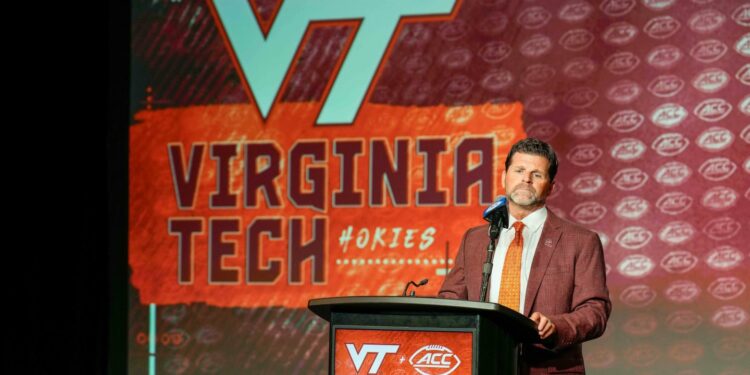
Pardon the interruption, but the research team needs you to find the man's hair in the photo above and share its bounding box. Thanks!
[504,138,559,181]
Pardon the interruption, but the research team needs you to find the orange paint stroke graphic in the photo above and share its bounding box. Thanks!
[130,101,525,308]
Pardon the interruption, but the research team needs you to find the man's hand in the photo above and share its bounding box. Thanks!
[530,312,556,340]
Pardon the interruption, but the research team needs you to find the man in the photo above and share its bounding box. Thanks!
[439,138,611,374]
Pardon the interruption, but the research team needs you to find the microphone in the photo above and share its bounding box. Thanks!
[479,196,508,302]
[483,195,509,229]
[402,278,429,296]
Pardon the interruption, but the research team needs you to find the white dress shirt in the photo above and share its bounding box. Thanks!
[488,207,548,313]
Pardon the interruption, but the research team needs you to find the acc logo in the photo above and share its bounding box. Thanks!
[438,21,468,42]
[524,92,556,115]
[690,39,728,63]
[660,250,698,274]
[607,80,641,104]
[612,167,648,191]
[735,32,750,57]
[614,196,649,220]
[648,75,684,98]
[516,6,551,30]
[713,337,748,361]
[478,41,512,64]
[701,185,738,210]
[569,172,605,195]
[564,87,598,109]
[563,57,597,80]
[600,0,636,17]
[480,69,514,92]
[696,126,734,152]
[608,110,644,133]
[520,34,552,58]
[409,345,461,375]
[566,114,602,138]
[477,12,509,37]
[618,255,655,278]
[585,348,616,368]
[651,133,689,157]
[643,0,676,11]
[688,9,726,34]
[740,94,750,116]
[401,24,432,47]
[711,305,748,329]
[699,157,737,181]
[658,221,695,245]
[522,64,555,86]
[692,68,729,93]
[667,341,704,364]
[615,226,652,250]
[703,216,741,241]
[387,57,415,78]
[567,144,603,166]
[570,201,607,224]
[624,343,660,367]
[667,310,703,333]
[526,121,559,141]
[194,327,222,345]
[705,245,744,271]
[444,75,474,99]
[733,4,750,27]
[439,48,472,69]
[619,284,656,307]
[665,280,701,304]
[644,15,681,39]
[444,105,474,125]
[559,28,594,51]
[654,161,691,186]
[481,101,515,119]
[650,103,688,128]
[622,314,658,336]
[610,138,646,162]
[656,191,693,215]
[558,1,594,23]
[605,51,640,75]
[647,44,682,69]
[602,22,639,46]
[708,277,746,301]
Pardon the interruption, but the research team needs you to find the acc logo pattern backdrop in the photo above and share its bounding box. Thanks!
[129,0,749,373]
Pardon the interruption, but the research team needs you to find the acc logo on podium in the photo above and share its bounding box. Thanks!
[409,345,462,375]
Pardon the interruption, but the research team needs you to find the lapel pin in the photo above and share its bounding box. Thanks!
[545,239,553,247]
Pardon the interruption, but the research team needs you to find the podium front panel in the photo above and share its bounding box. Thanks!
[333,326,474,375]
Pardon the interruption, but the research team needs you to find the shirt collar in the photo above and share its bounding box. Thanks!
[508,206,547,233]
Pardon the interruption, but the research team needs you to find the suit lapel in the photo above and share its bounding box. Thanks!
[523,212,562,316]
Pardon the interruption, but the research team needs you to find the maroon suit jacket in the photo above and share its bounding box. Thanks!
[439,210,611,374]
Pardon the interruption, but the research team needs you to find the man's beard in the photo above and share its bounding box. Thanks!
[508,186,544,207]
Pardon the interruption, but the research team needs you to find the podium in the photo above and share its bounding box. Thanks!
[309,297,539,374]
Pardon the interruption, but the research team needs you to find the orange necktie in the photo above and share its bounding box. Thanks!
[499,221,525,312]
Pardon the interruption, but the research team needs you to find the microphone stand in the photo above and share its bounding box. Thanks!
[479,218,503,302]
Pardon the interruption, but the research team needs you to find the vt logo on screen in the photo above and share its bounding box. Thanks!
[209,0,457,124]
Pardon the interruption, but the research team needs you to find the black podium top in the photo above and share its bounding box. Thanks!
[309,296,540,343]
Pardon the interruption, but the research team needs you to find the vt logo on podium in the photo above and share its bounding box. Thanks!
[345,344,399,374]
